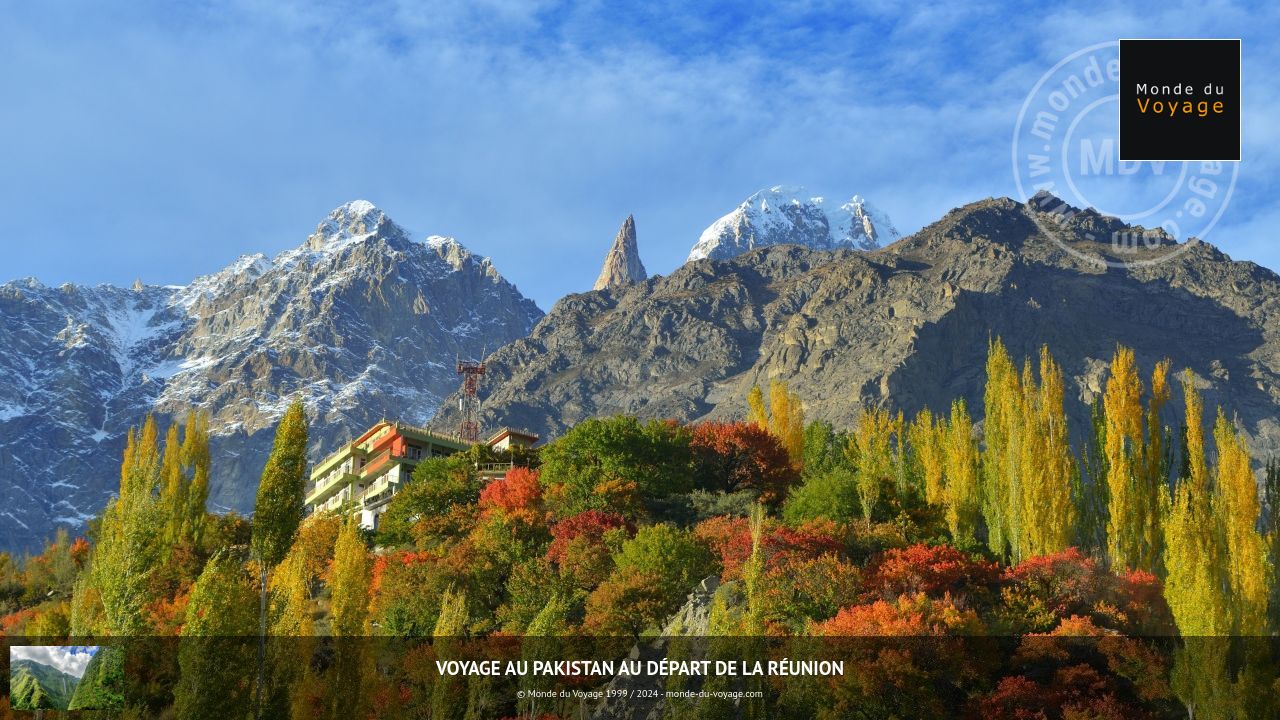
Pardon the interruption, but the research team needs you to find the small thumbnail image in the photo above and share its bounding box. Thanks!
[9,645,123,712]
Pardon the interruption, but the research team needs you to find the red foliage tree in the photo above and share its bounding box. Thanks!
[545,511,633,565]
[69,537,91,568]
[863,543,999,601]
[694,515,842,580]
[478,467,546,525]
[1000,548,1175,635]
[689,421,799,502]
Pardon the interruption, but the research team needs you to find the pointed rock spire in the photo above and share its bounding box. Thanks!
[593,215,647,291]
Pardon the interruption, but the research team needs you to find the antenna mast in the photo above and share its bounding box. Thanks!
[455,355,486,443]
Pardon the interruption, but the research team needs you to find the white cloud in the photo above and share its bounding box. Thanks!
[10,645,98,679]
[0,0,1276,308]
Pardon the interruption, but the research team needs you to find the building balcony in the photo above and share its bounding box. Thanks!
[304,471,359,506]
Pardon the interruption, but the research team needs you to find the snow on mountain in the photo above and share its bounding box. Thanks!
[687,186,900,262]
[0,201,543,552]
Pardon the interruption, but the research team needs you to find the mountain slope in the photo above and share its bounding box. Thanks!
[10,659,79,710]
[687,186,899,261]
[67,646,124,711]
[0,201,543,551]
[433,196,1280,463]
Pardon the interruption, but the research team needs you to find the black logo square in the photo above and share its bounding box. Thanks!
[1119,39,1240,161]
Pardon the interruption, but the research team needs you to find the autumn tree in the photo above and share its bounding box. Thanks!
[908,408,945,507]
[940,400,981,545]
[849,405,903,522]
[980,341,1077,561]
[329,517,369,636]
[746,381,806,467]
[690,421,799,503]
[1163,374,1230,636]
[1015,346,1076,559]
[269,550,313,636]
[1103,347,1170,573]
[982,338,1021,561]
[1213,409,1270,636]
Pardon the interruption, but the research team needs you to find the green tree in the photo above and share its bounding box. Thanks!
[585,524,716,636]
[378,453,479,547]
[81,415,165,635]
[781,466,859,525]
[538,416,692,518]
[1264,456,1280,631]
[181,410,212,548]
[176,553,257,720]
[251,399,310,568]
[183,550,258,636]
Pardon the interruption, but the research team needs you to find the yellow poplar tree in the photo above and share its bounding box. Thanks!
[981,338,1021,560]
[849,406,901,522]
[941,399,981,545]
[908,408,945,506]
[745,381,806,467]
[746,385,768,429]
[1016,346,1076,559]
[270,550,314,636]
[1102,347,1169,573]
[1163,374,1230,636]
[1141,360,1172,572]
[1213,409,1270,636]
[1103,345,1143,570]
[768,380,806,467]
[329,518,369,636]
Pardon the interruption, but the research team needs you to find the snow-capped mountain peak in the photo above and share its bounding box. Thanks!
[306,200,399,252]
[0,200,543,553]
[687,185,900,262]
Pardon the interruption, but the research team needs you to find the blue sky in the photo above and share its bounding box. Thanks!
[2,1,1277,310]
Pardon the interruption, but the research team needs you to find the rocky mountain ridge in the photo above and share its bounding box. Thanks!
[434,195,1280,465]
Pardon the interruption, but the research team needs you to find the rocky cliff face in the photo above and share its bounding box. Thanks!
[686,186,899,262]
[0,201,542,552]
[593,215,647,291]
[434,196,1280,465]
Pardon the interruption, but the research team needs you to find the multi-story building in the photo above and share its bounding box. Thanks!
[303,420,539,530]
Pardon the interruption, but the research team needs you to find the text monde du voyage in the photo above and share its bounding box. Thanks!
[1134,82,1229,118]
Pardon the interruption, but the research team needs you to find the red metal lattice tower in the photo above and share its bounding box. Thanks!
[456,357,486,443]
